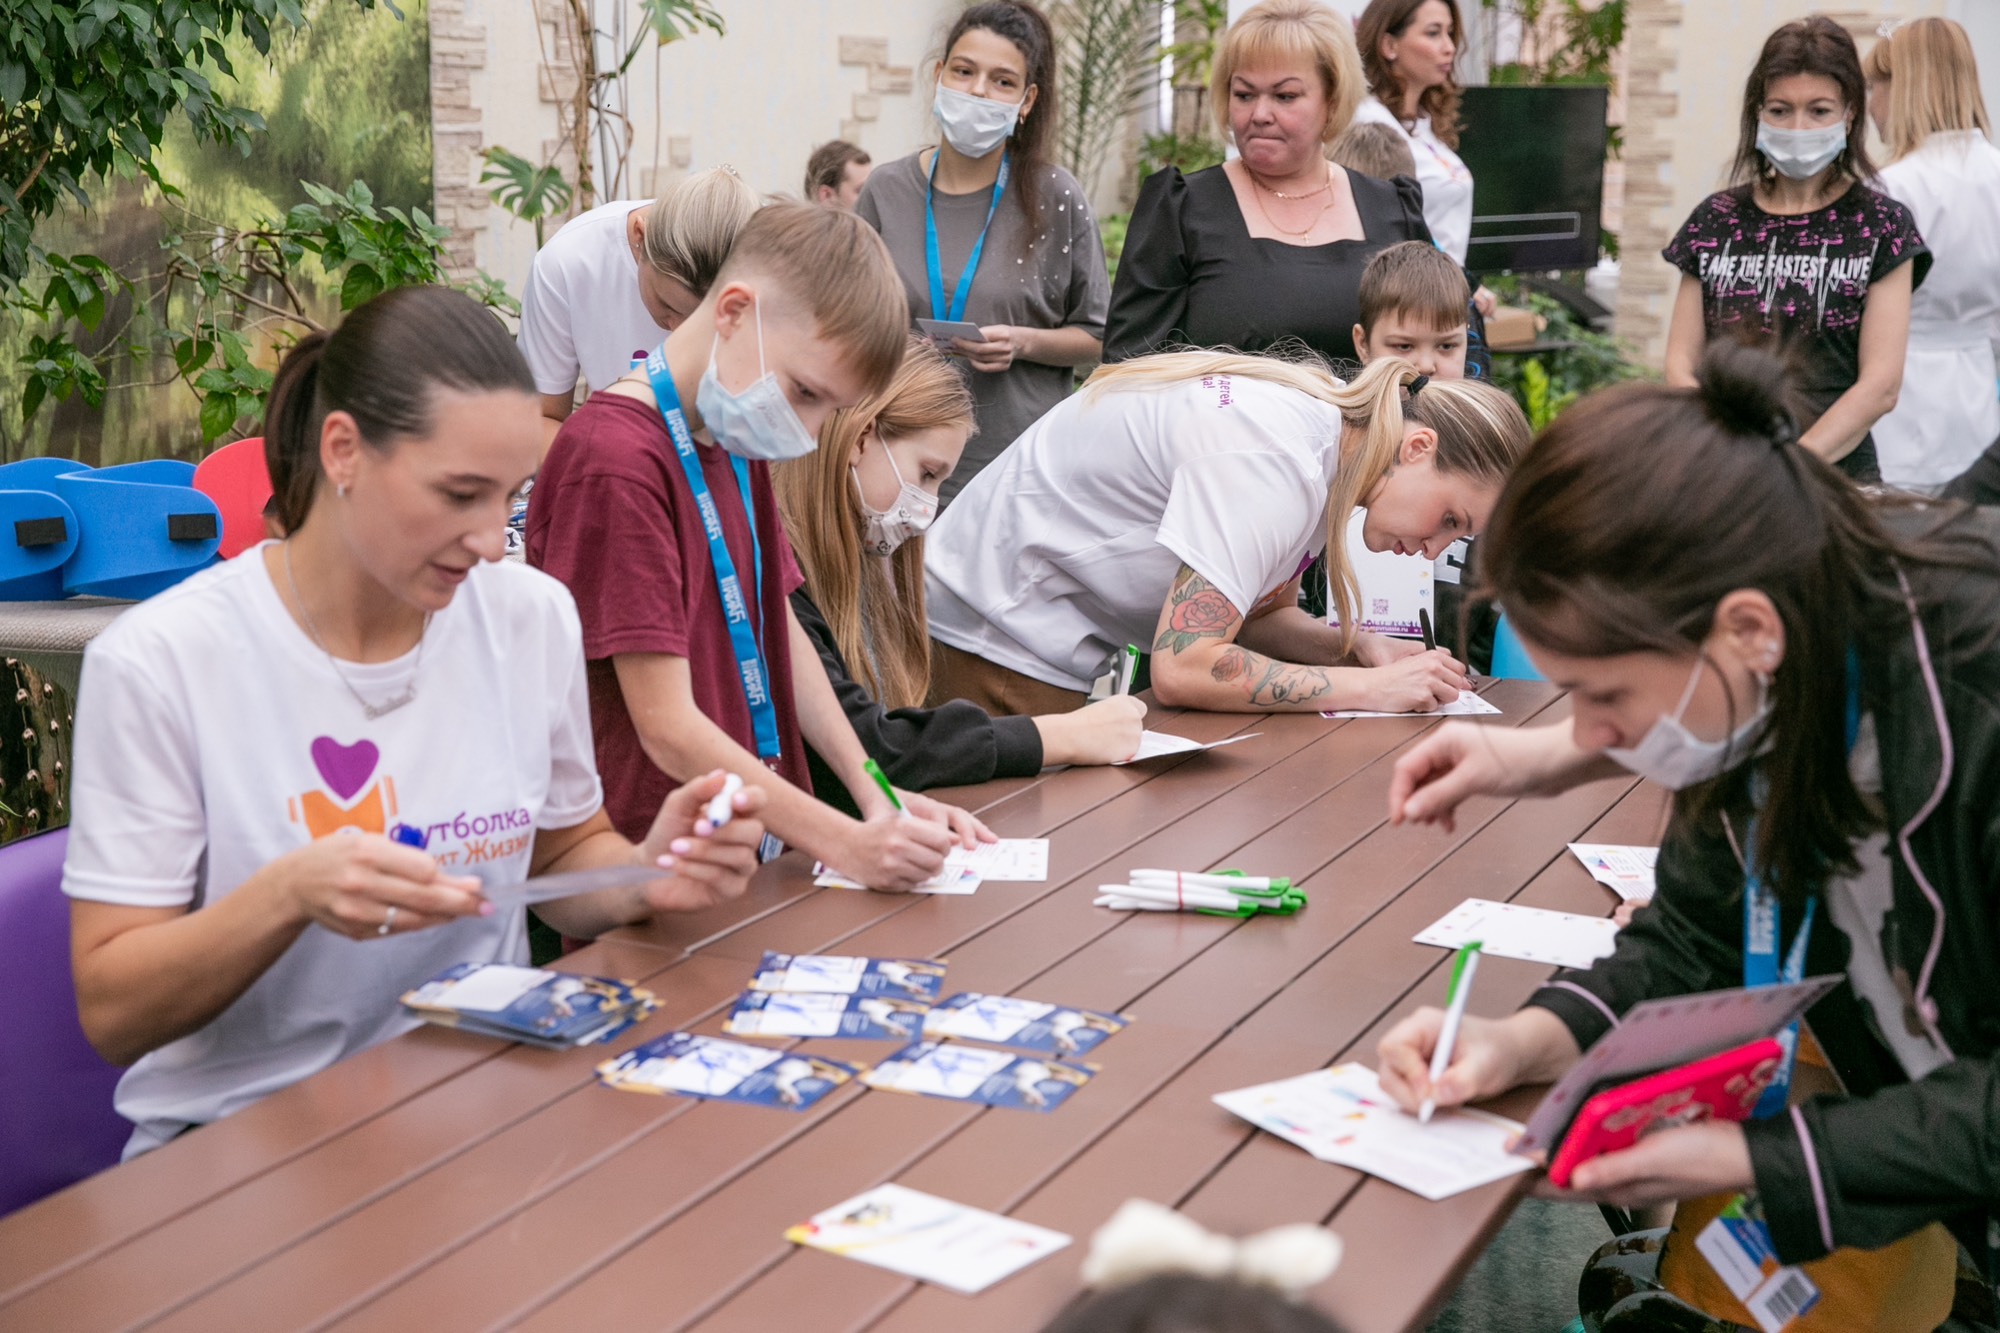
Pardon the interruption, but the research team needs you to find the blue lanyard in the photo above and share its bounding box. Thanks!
[1741,657,1862,1117]
[643,348,780,762]
[924,151,1009,323]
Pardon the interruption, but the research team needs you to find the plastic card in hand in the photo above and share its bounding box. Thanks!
[748,952,946,1002]
[945,838,1049,882]
[914,317,984,352]
[1213,1063,1532,1201]
[481,863,667,907]
[1516,976,1844,1154]
[1546,1039,1783,1188]
[861,1041,1095,1112]
[1322,690,1502,720]
[813,863,980,894]
[401,963,656,1048]
[724,990,929,1041]
[921,993,1129,1057]
[596,1032,858,1110]
[1415,899,1620,969]
[1114,731,1260,764]
[1568,843,1660,902]
[786,1183,1071,1294]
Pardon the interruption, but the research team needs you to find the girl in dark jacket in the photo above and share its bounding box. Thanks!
[1379,342,2000,1329]
[773,340,1144,814]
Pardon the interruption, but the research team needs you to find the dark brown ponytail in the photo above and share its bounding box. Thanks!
[1478,341,1917,909]
[261,285,534,534]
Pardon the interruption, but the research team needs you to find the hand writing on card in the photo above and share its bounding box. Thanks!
[1377,1007,1581,1115]
[900,789,994,849]
[635,770,768,914]
[1533,1119,1754,1208]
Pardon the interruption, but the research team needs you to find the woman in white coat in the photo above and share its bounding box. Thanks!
[1865,18,2000,492]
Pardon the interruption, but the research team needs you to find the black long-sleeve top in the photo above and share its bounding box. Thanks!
[792,589,1044,816]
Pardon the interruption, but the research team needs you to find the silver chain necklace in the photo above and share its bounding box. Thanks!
[282,540,430,720]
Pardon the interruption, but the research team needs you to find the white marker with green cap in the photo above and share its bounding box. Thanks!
[1420,940,1482,1124]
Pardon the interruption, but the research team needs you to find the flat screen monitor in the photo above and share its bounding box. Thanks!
[1455,85,1609,273]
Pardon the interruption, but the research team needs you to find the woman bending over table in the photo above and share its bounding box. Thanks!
[923,353,1529,716]
[64,287,766,1157]
[1379,342,1998,1330]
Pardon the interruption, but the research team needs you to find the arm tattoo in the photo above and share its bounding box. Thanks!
[1211,646,1337,706]
[1153,565,1242,655]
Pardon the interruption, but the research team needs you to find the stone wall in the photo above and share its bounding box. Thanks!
[428,0,490,280]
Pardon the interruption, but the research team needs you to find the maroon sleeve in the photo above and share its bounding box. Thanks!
[530,423,692,661]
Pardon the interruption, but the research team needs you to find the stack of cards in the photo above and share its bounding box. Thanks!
[401,962,657,1050]
[597,1032,860,1111]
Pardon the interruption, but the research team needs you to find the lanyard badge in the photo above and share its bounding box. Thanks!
[925,152,1010,323]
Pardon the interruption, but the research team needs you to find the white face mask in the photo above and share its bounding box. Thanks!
[1756,122,1847,180]
[854,446,938,556]
[695,300,818,463]
[1603,656,1772,791]
[933,83,1020,159]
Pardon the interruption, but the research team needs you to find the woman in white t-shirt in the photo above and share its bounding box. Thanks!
[517,167,760,444]
[65,287,767,1157]
[1864,18,2000,491]
[1354,0,1475,265]
[923,353,1529,716]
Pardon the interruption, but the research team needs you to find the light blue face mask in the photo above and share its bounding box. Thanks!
[695,300,818,463]
[1756,122,1847,180]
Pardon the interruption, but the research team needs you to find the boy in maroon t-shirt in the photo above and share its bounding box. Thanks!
[530,204,989,891]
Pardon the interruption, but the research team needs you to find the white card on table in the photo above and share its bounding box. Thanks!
[1322,690,1501,720]
[1214,1063,1531,1201]
[1515,975,1844,1154]
[1568,843,1659,902]
[813,864,980,894]
[786,1183,1071,1294]
[946,838,1049,882]
[1415,898,1620,970]
[1115,731,1260,765]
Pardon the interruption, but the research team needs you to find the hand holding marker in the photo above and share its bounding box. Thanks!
[863,759,906,816]
[1419,940,1482,1123]
[703,773,745,831]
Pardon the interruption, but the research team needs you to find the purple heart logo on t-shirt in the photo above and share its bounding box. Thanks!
[311,736,379,802]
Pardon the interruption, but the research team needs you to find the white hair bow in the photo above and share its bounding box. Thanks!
[1080,1199,1344,1296]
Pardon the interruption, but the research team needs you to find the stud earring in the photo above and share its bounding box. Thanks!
[336,483,348,499]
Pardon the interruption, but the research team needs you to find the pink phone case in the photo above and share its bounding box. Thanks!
[1546,1038,1784,1188]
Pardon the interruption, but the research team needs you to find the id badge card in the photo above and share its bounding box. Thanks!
[1694,1194,1821,1332]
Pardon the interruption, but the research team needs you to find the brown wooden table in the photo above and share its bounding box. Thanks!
[0,681,1667,1333]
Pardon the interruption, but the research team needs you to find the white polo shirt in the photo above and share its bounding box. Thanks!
[924,373,1345,691]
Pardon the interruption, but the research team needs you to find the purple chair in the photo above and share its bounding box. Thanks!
[0,828,130,1217]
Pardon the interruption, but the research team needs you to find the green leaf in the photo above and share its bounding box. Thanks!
[0,63,25,105]
[339,263,383,310]
[21,378,46,423]
[199,391,238,443]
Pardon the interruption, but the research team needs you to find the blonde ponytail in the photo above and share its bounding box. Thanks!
[1086,350,1528,654]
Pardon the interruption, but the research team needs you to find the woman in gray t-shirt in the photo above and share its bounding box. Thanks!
[856,1,1109,504]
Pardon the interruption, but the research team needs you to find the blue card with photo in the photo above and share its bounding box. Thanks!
[724,990,929,1041]
[749,951,946,1003]
[860,1041,1096,1113]
[597,1032,859,1111]
[921,993,1129,1058]
[402,962,655,1048]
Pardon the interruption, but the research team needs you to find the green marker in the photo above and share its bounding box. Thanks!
[862,758,905,815]
[1421,940,1483,1123]
[1116,644,1141,696]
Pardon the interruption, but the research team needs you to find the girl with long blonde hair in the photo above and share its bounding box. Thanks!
[1864,18,2000,491]
[775,340,1146,806]
[924,348,1529,715]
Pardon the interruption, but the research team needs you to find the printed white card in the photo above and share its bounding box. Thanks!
[1568,843,1660,902]
[1214,1063,1532,1201]
[427,964,554,1013]
[1415,899,1621,970]
[786,1183,1071,1294]
[946,839,1050,882]
[1115,731,1260,764]
[813,864,981,894]
[1322,690,1501,720]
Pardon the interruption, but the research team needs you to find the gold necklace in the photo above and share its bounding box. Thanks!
[1249,166,1334,200]
[1244,163,1336,237]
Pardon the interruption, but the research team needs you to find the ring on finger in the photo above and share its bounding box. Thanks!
[377,904,398,937]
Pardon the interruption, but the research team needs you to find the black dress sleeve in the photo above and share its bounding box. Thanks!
[1391,174,1435,244]
[1104,167,1193,362]
[792,590,1044,815]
